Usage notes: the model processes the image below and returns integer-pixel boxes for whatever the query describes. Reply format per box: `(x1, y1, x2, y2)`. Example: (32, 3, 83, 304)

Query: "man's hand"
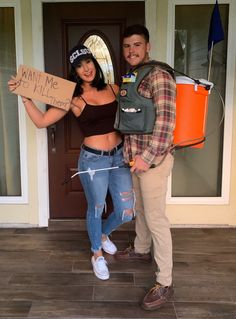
(130, 155, 150, 173)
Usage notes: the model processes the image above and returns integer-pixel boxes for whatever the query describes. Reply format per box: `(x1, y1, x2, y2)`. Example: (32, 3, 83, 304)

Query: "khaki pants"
(132, 153, 174, 286)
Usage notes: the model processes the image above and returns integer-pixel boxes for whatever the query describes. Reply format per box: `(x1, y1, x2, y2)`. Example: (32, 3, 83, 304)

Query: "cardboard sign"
(12, 65, 76, 111)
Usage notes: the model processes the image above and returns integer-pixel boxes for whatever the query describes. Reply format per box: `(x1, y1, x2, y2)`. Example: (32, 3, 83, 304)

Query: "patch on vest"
(122, 72, 137, 83)
(121, 107, 141, 113)
(120, 89, 127, 97)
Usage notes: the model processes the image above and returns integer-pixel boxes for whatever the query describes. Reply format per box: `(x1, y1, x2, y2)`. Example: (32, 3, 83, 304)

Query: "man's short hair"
(123, 24, 150, 42)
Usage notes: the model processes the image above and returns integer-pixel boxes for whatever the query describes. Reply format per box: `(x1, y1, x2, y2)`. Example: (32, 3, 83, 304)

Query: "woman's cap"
(69, 44, 93, 67)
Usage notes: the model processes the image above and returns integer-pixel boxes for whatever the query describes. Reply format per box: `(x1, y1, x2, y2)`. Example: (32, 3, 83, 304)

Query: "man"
(116, 24, 176, 310)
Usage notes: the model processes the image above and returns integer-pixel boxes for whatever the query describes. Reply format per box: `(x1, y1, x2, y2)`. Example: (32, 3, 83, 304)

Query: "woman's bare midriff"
(83, 131, 122, 151)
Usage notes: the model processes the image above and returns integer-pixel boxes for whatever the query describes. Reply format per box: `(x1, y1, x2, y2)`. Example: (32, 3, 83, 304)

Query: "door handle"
(49, 124, 56, 153)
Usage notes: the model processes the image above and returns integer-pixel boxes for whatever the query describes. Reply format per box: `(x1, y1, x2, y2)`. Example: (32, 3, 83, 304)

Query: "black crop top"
(76, 97, 118, 137)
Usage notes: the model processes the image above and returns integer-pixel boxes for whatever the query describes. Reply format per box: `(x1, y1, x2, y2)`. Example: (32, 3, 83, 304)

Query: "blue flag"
(208, 0, 224, 51)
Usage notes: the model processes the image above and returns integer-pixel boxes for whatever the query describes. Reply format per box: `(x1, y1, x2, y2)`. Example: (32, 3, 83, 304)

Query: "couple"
(8, 24, 176, 311)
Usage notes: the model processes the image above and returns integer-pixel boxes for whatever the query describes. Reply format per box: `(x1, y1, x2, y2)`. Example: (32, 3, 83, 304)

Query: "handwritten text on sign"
(13, 65, 76, 111)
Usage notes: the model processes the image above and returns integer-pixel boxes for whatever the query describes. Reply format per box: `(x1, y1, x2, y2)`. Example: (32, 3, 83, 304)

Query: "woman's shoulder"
(70, 96, 86, 117)
(71, 96, 85, 105)
(109, 83, 119, 95)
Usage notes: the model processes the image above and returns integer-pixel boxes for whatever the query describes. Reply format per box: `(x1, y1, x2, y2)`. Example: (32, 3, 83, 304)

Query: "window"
(167, 0, 236, 205)
(0, 6, 21, 196)
(84, 35, 115, 84)
(171, 2, 229, 199)
(0, 1, 27, 203)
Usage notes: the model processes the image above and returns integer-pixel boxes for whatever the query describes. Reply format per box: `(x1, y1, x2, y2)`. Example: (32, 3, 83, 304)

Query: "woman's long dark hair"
(69, 57, 107, 97)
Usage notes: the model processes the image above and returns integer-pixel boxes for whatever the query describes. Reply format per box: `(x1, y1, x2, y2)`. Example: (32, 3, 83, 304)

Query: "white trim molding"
(31, 1, 49, 226)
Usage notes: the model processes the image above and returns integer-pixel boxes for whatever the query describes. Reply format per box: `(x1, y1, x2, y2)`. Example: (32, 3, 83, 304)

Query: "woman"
(8, 44, 134, 280)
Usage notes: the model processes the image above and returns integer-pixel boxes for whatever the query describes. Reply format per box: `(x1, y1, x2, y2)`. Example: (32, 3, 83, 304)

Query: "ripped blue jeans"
(79, 146, 134, 253)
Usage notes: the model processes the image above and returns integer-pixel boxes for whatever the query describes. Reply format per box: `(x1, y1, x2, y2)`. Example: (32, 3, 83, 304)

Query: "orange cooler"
(173, 76, 213, 148)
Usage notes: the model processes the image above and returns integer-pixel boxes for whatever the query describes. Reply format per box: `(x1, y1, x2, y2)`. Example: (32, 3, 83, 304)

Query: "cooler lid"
(176, 76, 195, 85)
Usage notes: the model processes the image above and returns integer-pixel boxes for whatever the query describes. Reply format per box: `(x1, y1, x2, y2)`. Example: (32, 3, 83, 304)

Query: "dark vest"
(114, 61, 175, 134)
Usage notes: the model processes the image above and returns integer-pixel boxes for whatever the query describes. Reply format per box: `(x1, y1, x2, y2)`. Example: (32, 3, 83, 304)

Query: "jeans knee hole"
(124, 208, 133, 216)
(121, 189, 134, 202)
(122, 209, 134, 221)
(95, 204, 104, 218)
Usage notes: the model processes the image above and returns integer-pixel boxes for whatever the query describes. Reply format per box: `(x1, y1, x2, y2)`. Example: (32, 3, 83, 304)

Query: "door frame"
(31, 0, 154, 226)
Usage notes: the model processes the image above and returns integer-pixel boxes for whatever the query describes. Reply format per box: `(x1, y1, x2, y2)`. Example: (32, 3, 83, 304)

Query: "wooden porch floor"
(0, 227, 236, 318)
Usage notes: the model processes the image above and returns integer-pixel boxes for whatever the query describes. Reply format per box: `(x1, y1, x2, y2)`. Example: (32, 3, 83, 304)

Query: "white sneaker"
(102, 237, 117, 255)
(91, 256, 109, 280)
